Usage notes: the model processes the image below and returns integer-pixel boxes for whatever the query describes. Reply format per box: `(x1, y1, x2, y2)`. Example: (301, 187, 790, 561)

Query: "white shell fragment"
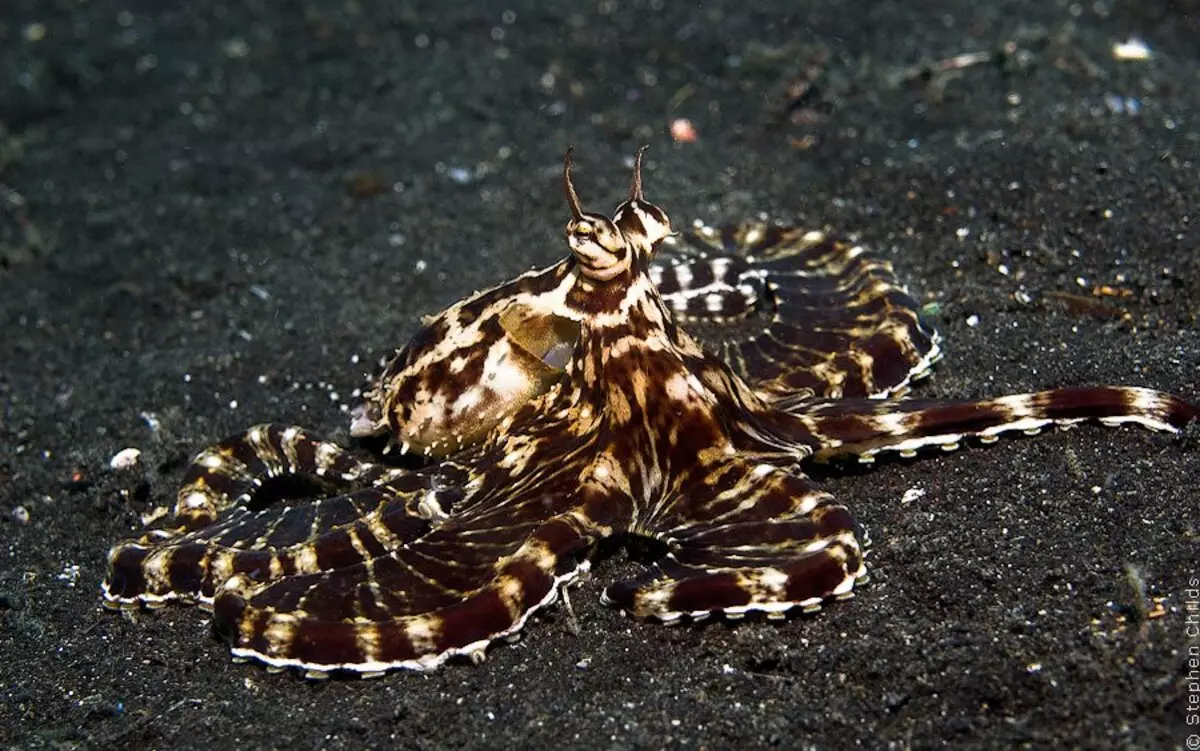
(109, 447, 142, 470)
(1112, 38, 1151, 62)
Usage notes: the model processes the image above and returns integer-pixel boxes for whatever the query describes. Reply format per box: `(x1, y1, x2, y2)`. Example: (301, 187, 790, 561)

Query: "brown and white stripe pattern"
(652, 222, 943, 402)
(102, 424, 467, 609)
(100, 149, 1198, 677)
(216, 503, 603, 675)
(792, 386, 1198, 462)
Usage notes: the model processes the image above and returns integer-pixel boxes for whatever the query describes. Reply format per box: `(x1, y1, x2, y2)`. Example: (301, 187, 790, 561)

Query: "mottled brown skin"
(348, 262, 579, 458)
(101, 149, 1199, 677)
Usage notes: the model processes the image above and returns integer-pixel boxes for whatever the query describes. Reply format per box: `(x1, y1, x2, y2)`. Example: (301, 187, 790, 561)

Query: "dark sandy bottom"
(3, 1, 1199, 748)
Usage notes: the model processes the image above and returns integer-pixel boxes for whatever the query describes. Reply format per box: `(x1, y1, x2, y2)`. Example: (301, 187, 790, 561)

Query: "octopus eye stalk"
(628, 145, 647, 203)
(563, 146, 585, 222)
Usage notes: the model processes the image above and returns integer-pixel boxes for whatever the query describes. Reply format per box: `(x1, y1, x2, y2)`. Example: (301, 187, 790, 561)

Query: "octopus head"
(563, 148, 632, 282)
(563, 147, 673, 282)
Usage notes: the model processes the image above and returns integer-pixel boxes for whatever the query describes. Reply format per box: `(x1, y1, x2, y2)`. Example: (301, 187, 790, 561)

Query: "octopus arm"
(102, 424, 465, 608)
(606, 461, 864, 621)
(790, 386, 1199, 462)
(652, 223, 940, 401)
(210, 478, 624, 675)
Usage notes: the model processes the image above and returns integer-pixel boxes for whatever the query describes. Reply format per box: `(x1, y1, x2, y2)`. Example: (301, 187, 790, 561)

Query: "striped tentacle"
(173, 423, 388, 528)
(652, 222, 941, 402)
(102, 422, 472, 608)
(607, 461, 865, 621)
(651, 253, 762, 321)
(102, 467, 466, 609)
(792, 386, 1199, 462)
(211, 490, 619, 677)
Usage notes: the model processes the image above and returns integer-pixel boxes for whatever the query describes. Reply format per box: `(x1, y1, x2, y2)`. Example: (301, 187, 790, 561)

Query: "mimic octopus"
(102, 148, 1198, 677)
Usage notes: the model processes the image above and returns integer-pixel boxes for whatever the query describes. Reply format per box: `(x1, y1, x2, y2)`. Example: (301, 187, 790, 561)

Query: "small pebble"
(670, 118, 698, 143)
(900, 487, 926, 505)
(11, 505, 30, 525)
(445, 165, 473, 185)
(109, 447, 142, 470)
(1112, 38, 1151, 62)
(139, 411, 162, 432)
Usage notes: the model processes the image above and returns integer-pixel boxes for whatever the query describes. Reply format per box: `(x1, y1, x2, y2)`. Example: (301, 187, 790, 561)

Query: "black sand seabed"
(2, 1, 1199, 748)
